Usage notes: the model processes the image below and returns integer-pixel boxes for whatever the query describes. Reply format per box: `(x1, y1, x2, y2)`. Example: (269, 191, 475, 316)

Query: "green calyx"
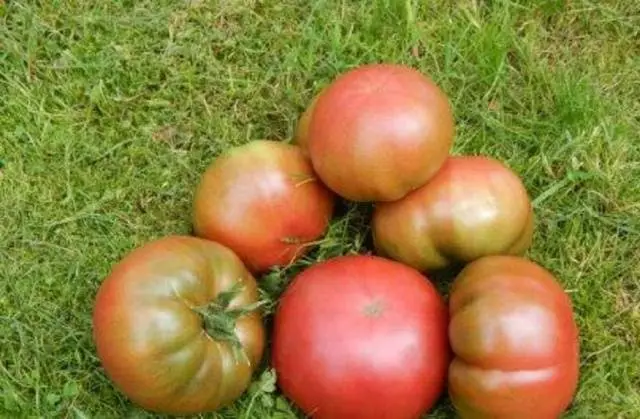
(192, 282, 265, 350)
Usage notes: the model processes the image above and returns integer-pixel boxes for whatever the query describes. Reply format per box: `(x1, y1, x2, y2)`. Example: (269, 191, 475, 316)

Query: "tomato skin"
(92, 236, 265, 414)
(448, 256, 580, 419)
(193, 140, 335, 273)
(294, 92, 322, 154)
(271, 255, 450, 419)
(308, 63, 454, 202)
(373, 156, 533, 272)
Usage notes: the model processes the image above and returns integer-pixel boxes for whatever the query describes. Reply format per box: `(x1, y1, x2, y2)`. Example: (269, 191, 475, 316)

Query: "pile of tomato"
(92, 64, 580, 418)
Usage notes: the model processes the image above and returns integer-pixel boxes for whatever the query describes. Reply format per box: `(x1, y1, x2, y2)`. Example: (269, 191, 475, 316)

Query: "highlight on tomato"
(307, 63, 454, 202)
(193, 140, 335, 273)
(448, 255, 580, 418)
(271, 254, 450, 419)
(373, 155, 534, 272)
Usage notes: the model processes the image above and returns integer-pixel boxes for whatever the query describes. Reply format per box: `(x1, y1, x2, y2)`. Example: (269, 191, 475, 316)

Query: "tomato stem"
(280, 236, 306, 245)
(194, 304, 240, 347)
(192, 283, 266, 350)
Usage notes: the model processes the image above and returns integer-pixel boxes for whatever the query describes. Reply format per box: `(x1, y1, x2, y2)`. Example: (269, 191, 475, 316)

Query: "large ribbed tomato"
(271, 255, 449, 419)
(373, 156, 533, 272)
(448, 256, 580, 419)
(193, 140, 335, 273)
(307, 63, 454, 202)
(92, 236, 265, 415)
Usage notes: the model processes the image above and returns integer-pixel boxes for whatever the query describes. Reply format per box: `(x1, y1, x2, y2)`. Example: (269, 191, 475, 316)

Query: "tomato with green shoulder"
(373, 156, 534, 272)
(448, 255, 580, 419)
(92, 236, 266, 415)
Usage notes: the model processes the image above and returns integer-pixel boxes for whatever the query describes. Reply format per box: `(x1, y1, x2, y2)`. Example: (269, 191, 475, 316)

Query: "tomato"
(271, 255, 449, 419)
(193, 140, 335, 273)
(307, 63, 454, 202)
(448, 256, 580, 419)
(294, 92, 322, 154)
(373, 156, 533, 272)
(92, 236, 266, 415)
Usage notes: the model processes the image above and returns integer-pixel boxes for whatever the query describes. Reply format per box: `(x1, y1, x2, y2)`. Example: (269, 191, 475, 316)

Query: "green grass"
(1, 0, 639, 417)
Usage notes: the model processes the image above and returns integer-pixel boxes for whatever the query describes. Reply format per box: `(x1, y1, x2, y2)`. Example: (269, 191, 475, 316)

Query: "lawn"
(1, 0, 639, 417)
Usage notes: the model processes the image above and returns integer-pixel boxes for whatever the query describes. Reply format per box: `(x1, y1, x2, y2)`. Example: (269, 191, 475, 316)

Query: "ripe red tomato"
(448, 256, 580, 419)
(307, 63, 454, 202)
(92, 236, 266, 415)
(271, 255, 449, 419)
(193, 140, 335, 273)
(373, 156, 533, 272)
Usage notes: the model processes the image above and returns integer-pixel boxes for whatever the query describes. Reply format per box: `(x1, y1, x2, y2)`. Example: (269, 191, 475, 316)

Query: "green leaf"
(248, 368, 277, 397)
(261, 393, 274, 408)
(257, 369, 277, 393)
(63, 381, 80, 397)
(46, 393, 62, 406)
(275, 397, 290, 411)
